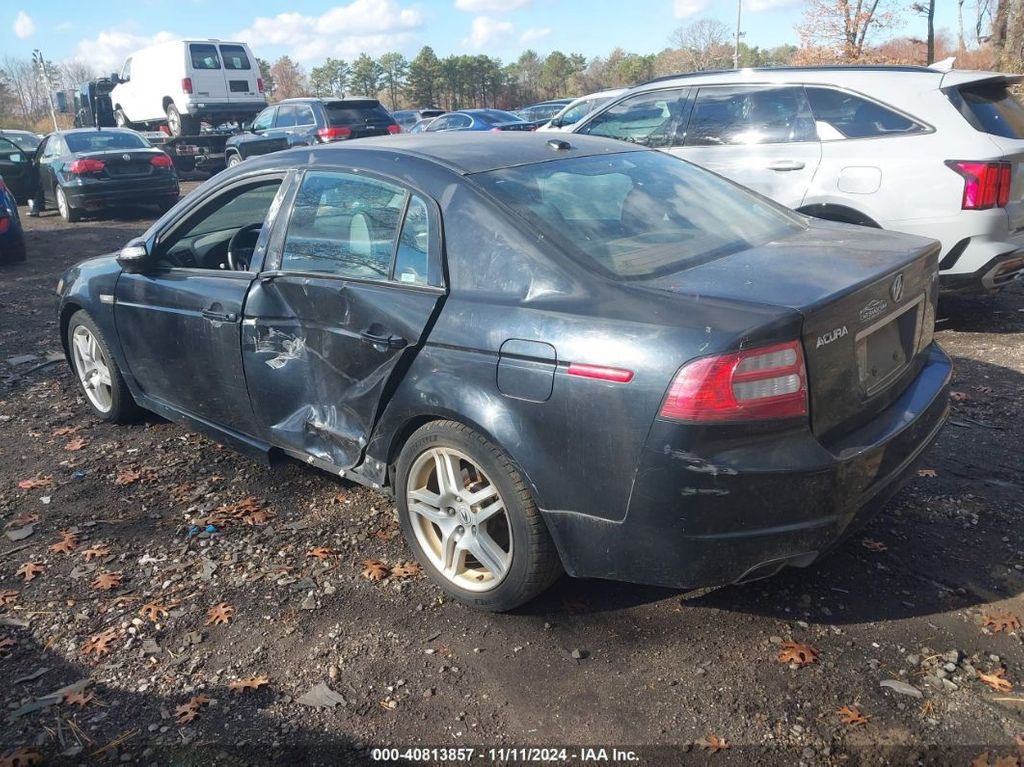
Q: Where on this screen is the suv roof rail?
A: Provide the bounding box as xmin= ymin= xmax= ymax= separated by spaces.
xmin=639 ymin=64 xmax=938 ymax=87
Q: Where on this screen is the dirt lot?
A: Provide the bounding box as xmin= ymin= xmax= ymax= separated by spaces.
xmin=1 ymin=183 xmax=1023 ymax=765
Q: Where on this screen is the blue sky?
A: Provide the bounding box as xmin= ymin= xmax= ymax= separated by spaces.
xmin=5 ymin=0 xmax=962 ymax=74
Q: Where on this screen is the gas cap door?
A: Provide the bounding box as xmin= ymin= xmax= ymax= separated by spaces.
xmin=497 ymin=339 xmax=557 ymax=403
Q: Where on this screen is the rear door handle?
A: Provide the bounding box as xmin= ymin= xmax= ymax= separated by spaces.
xmin=201 ymin=307 xmax=237 ymax=322
xmin=767 ymin=160 xmax=806 ymax=171
xmin=360 ymin=330 xmax=407 ymax=349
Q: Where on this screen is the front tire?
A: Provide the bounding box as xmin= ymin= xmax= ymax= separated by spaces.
xmin=56 ymin=186 xmax=81 ymax=223
xmin=396 ymin=421 xmax=562 ymax=611
xmin=66 ymin=311 xmax=140 ymax=423
xmin=226 ymin=152 xmax=242 ymax=168
xmin=114 ymin=108 xmax=133 ymax=129
xmin=165 ymin=103 xmax=197 ymax=137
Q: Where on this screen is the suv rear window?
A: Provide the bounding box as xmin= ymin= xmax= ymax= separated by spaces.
xmin=948 ymin=81 xmax=1024 ymax=139
xmin=190 ymin=44 xmax=221 ymax=70
xmin=219 ymin=45 xmax=251 ymax=70
xmin=325 ymin=101 xmax=392 ymax=125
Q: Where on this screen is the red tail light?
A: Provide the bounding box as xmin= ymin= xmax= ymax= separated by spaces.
xmin=0 ymin=217 xmax=9 ymax=234
xmin=68 ymin=158 xmax=105 ymax=175
xmin=181 ymin=77 xmax=193 ymax=94
xmin=947 ymin=161 xmax=1013 ymax=210
xmin=660 ymin=340 xmax=808 ymax=423
xmin=150 ymin=153 xmax=173 ymax=168
xmin=387 ymin=124 xmax=401 ymax=134
xmin=257 ymin=78 xmax=264 ymax=93
xmin=317 ymin=126 xmax=352 ymax=141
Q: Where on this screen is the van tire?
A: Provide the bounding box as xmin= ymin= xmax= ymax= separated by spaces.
xmin=165 ymin=103 xmax=198 ymax=137
xmin=114 ymin=108 xmax=134 ymax=129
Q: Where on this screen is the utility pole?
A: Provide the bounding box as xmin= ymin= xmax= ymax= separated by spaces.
xmin=733 ymin=0 xmax=743 ymax=69
xmin=32 ymin=49 xmax=59 ymax=132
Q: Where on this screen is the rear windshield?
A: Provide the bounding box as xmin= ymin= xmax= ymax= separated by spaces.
xmin=474 ymin=151 xmax=804 ymax=280
xmin=948 ymin=81 xmax=1024 ymax=138
xmin=189 ymin=44 xmax=221 ymax=70
xmin=325 ymin=101 xmax=392 ymax=125
xmin=65 ymin=131 xmax=149 ymax=153
xmin=219 ymin=45 xmax=251 ymax=71
xmin=476 ymin=110 xmax=521 ymax=124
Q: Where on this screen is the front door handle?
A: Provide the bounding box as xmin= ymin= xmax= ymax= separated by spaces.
xmin=201 ymin=307 xmax=237 ymax=322
xmin=767 ymin=159 xmax=806 ymax=171
xmin=360 ymin=330 xmax=407 ymax=349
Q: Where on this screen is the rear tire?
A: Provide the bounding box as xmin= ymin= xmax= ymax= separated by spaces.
xmin=226 ymin=152 xmax=242 ymax=168
xmin=66 ymin=310 xmax=140 ymax=423
xmin=165 ymin=103 xmax=197 ymax=137
xmin=56 ymin=186 xmax=81 ymax=223
xmin=114 ymin=108 xmax=133 ymax=129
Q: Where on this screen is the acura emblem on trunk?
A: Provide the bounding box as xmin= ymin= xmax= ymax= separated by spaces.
xmin=122 ymin=154 xmax=131 ymax=161
xmin=890 ymin=273 xmax=905 ymax=303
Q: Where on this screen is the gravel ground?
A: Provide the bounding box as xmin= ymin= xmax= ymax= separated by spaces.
xmin=1 ymin=183 xmax=1023 ymax=766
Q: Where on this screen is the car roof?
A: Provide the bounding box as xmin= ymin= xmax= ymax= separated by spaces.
xmin=285 ymin=132 xmax=644 ymax=175
xmin=276 ymin=97 xmax=381 ymax=105
xmin=53 ymin=128 xmax=140 ymax=136
xmin=0 ymin=129 xmax=38 ymax=135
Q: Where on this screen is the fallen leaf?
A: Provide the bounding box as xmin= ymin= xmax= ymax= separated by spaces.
xmin=51 ymin=426 xmax=78 ymax=437
xmin=80 ymin=628 xmax=119 ymax=658
xmin=993 ymin=757 xmax=1020 ymax=767
xmin=243 ymin=510 xmax=273 ymax=525
xmin=114 ymin=468 xmax=142 ymax=486
xmin=174 ymin=694 xmax=211 ymax=724
xmin=17 ymin=476 xmax=52 ymax=490
xmin=307 ymin=547 xmax=336 ymax=560
xmin=950 ymin=390 xmax=970 ymax=402
xmin=81 ymin=544 xmax=111 ymax=561
xmin=0 ymin=748 xmax=43 ymax=767
xmin=90 ymin=571 xmax=123 ymax=591
xmin=15 ymin=562 xmax=43 ymax=583
xmin=697 ymin=735 xmax=730 ymax=753
xmin=205 ymin=602 xmax=233 ymax=626
xmin=49 ymin=530 xmax=79 ymax=554
xmin=837 ymin=705 xmax=870 ymax=726
xmin=5 ymin=513 xmax=38 ymax=529
xmin=777 ymin=641 xmax=818 ymax=666
xmin=139 ymin=600 xmax=170 ymax=623
xmin=229 ymin=675 xmax=270 ymax=692
xmin=391 ymin=561 xmax=422 ymax=578
xmin=978 ymin=668 xmax=1013 ymax=692
xmin=63 ymin=689 xmax=94 ymax=707
xmin=64 ymin=437 xmax=88 ymax=451
xmin=983 ymin=612 xmax=1022 ymax=634
xmin=1016 ymin=734 xmax=1024 ymax=752
xmin=0 ymin=590 xmax=17 ymax=606
xmin=916 ymin=468 xmax=937 ymax=478
xmin=361 ymin=559 xmax=389 ymax=581
xmin=379 ymin=698 xmax=398 ymax=710
xmin=861 ymin=538 xmax=888 ymax=552
xmin=0 ymin=636 xmax=15 ymax=658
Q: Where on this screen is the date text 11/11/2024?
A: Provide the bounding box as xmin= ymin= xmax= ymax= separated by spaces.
xmin=370 ymin=747 xmax=640 ymax=762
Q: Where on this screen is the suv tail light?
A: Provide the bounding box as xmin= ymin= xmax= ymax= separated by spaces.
xmin=257 ymin=78 xmax=264 ymax=93
xmin=182 ymin=77 xmax=193 ymax=94
xmin=947 ymin=161 xmax=1013 ymax=210
xmin=660 ymin=341 xmax=808 ymax=423
xmin=317 ymin=126 xmax=352 ymax=141
xmin=387 ymin=124 xmax=401 ymax=134
xmin=68 ymin=158 xmax=106 ymax=175
xmin=150 ymin=153 xmax=173 ymax=168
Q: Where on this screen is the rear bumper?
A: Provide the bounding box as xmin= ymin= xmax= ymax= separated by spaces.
xmin=180 ymin=99 xmax=266 ymax=119
xmin=542 ymin=343 xmax=952 ymax=589
xmin=939 ymin=250 xmax=1024 ymax=293
xmin=62 ymin=178 xmax=179 ymax=209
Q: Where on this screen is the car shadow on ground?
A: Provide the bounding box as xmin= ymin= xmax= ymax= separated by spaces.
xmin=937 ymin=284 xmax=1024 ymax=334
xmin=31 ymin=207 xmax=164 ymax=225
xmin=521 ymin=353 xmax=1023 ymax=629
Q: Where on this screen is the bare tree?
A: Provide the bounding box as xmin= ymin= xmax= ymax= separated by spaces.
xmin=797 ymin=0 xmax=899 ymax=61
xmin=668 ymin=19 xmax=734 ymax=72
xmin=911 ymin=0 xmax=936 ymax=63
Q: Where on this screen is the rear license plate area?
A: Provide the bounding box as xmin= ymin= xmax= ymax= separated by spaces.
xmin=855 ymin=295 xmax=923 ymax=396
xmin=175 ymin=145 xmax=199 ymax=156
xmin=106 ymin=164 xmax=149 ymax=176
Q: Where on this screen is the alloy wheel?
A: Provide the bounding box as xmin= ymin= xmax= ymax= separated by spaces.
xmin=407 ymin=447 xmax=513 ymax=592
xmin=71 ymin=325 xmax=113 ymax=413
xmin=57 ymin=187 xmax=68 ymax=219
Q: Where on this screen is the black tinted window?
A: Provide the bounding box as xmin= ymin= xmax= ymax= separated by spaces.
xmin=4 ymin=133 xmax=39 ymax=151
xmin=948 ymin=81 xmax=1024 ymax=139
xmin=581 ymin=89 xmax=689 ymax=148
xmin=219 ymin=45 xmax=251 ymax=70
xmin=325 ymin=101 xmax=391 ymax=125
xmin=687 ymin=86 xmax=816 ymax=146
xmin=190 ymin=44 xmax=221 ymax=70
xmin=65 ymin=131 xmax=149 ymax=152
xmin=805 ymin=87 xmax=923 ymax=138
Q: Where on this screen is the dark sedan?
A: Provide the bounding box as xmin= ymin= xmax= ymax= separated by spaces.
xmin=424 ymin=109 xmax=534 ymax=132
xmin=29 ymin=128 xmax=179 ymax=223
xmin=0 ymin=174 xmax=26 ymax=263
xmin=56 ymin=134 xmax=950 ymax=611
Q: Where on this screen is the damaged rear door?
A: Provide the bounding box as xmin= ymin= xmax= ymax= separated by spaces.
xmin=242 ymin=169 xmax=444 ymax=468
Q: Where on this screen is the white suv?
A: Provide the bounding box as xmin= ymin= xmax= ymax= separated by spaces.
xmin=111 ymin=39 xmax=267 ymax=137
xmin=571 ymin=65 xmax=1024 ymax=292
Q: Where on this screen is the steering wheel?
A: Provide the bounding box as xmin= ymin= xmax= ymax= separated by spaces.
xmin=226 ymin=223 xmax=263 ymax=271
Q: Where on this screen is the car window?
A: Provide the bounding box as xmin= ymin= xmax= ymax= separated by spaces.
xmin=393 ymin=195 xmax=431 ymax=286
xmin=0 ymin=138 xmax=24 ymax=162
xmin=425 ymin=116 xmax=449 ymax=131
xmin=294 ymin=105 xmax=315 ymax=127
xmin=450 ymin=114 xmax=472 ymax=129
xmin=4 ymin=133 xmax=40 ymax=151
xmin=219 ymin=44 xmax=251 ymax=71
xmin=580 ymin=88 xmax=690 ymax=148
xmin=282 ymin=171 xmax=407 ymax=280
xmin=805 ymin=86 xmax=924 ymax=139
xmin=686 ymin=86 xmax=817 ymax=146
xmin=275 ymin=106 xmax=298 ymax=129
xmin=252 ymin=108 xmax=275 ymax=131
xmin=120 ymin=58 xmax=132 ymax=82
xmin=64 ymin=131 xmax=149 ymax=152
xmin=946 ymin=81 xmax=1024 ymax=139
xmin=324 ymin=101 xmax=391 ymax=125
xmin=474 ymin=151 xmax=804 ymax=280
xmin=189 ymin=44 xmax=221 ymax=70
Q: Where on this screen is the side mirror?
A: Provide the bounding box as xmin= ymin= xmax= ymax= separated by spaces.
xmin=241 ymin=122 xmax=253 ymax=132
xmin=117 ymin=240 xmax=149 ymax=272
xmin=110 ymin=73 xmax=122 ymax=85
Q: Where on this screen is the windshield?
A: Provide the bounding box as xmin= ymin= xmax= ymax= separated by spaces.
xmin=473 ymin=151 xmax=804 ymax=280
xmin=948 ymin=81 xmax=1024 ymax=139
xmin=65 ymin=131 xmax=150 ymax=153
xmin=325 ymin=101 xmax=392 ymax=125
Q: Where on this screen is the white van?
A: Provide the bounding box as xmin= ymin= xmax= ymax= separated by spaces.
xmin=111 ymin=39 xmax=267 ymax=136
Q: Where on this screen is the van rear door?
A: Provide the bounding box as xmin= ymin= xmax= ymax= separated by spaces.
xmin=219 ymin=44 xmax=261 ymax=104
xmin=187 ymin=43 xmax=228 ymax=101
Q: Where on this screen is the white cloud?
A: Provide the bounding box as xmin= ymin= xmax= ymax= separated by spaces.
xmin=673 ymin=0 xmax=711 ymax=18
xmin=520 ymin=27 xmax=551 ymax=44
xmin=238 ymin=0 xmax=423 ymax=63
xmin=74 ymin=29 xmax=178 ymax=74
xmin=13 ymin=11 xmax=35 ymax=39
xmin=464 ymin=16 xmax=515 ymax=49
xmin=747 ymin=0 xmax=801 ymax=10
xmin=454 ymin=0 xmax=530 ymax=12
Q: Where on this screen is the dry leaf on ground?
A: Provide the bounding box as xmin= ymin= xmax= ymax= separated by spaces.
xmin=114 ymin=468 xmax=142 ymax=486
xmin=243 ymin=509 xmax=273 ymax=525
xmin=15 ymin=561 xmax=43 ymax=582
xmin=90 ymin=571 xmax=123 ymax=591
xmin=838 ymin=705 xmax=870 ymax=726
xmin=0 ymin=748 xmax=43 ymax=767
xmin=361 ymin=559 xmax=389 ymax=581
xmin=0 ymin=637 xmax=15 ymax=658
xmin=696 ymin=735 xmax=730 ymax=753
xmin=0 ymin=590 xmax=17 ymax=606
xmin=391 ymin=561 xmax=422 ymax=578
xmin=5 ymin=513 xmax=38 ymax=529
xmin=983 ymin=612 xmax=1022 ymax=633
xmin=49 ymin=530 xmax=79 ymax=554
xmin=80 ymin=628 xmax=119 ymax=658
xmin=861 ymin=538 xmax=888 ymax=552
xmin=229 ymin=675 xmax=270 ymax=692
xmin=139 ymin=600 xmax=171 ymax=623
xmin=777 ymin=641 xmax=818 ymax=666
xmin=175 ymin=694 xmax=211 ymax=724
xmin=81 ymin=544 xmax=111 ymax=561
xmin=205 ymin=602 xmax=233 ymax=626
xmin=64 ymin=437 xmax=88 ymax=451
xmin=971 ymin=754 xmax=1021 ymax=767
xmin=63 ymin=690 xmax=94 ymax=707
xmin=978 ymin=668 xmax=1013 ymax=692
xmin=17 ymin=476 xmax=52 ymax=490
xmin=308 ymin=547 xmax=336 ymax=560
xmin=51 ymin=426 xmax=78 ymax=437
xmin=950 ymin=390 xmax=970 ymax=402
xmin=916 ymin=468 xmax=937 ymax=477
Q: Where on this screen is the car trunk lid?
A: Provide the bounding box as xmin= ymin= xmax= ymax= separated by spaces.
xmin=77 ymin=149 xmax=159 ymax=178
xmin=645 ymin=224 xmax=940 ymax=440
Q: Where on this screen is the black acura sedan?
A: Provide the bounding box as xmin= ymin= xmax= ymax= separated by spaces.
xmin=29 ymin=128 xmax=179 ymax=222
xmin=56 ymin=134 xmax=950 ymax=611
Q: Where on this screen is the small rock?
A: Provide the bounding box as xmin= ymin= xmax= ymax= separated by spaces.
xmin=880 ymin=679 xmax=923 ymax=698
xmin=943 ymin=650 xmax=961 ymax=665
xmin=570 ymin=649 xmax=587 ymax=660
xmin=328 ymin=666 xmax=339 ymax=680
xmin=907 ymin=654 xmax=921 ymax=667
